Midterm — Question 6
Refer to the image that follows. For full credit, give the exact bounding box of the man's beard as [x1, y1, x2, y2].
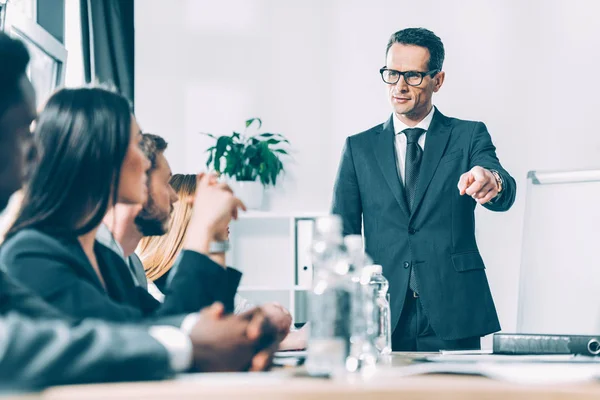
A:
[134, 197, 171, 237]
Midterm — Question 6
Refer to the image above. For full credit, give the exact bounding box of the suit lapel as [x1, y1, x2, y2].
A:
[373, 116, 410, 219]
[411, 109, 452, 217]
[95, 243, 138, 304]
[67, 238, 108, 291]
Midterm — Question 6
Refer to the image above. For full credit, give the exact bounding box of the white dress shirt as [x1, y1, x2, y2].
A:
[393, 106, 436, 184]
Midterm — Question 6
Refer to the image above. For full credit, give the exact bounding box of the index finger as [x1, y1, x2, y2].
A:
[231, 198, 247, 220]
[457, 172, 472, 195]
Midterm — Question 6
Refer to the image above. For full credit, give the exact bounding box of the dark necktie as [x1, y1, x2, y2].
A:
[403, 127, 425, 293]
[403, 128, 425, 211]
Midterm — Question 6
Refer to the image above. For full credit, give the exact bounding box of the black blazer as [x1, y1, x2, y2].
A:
[332, 109, 516, 340]
[0, 228, 242, 325]
[0, 269, 173, 388]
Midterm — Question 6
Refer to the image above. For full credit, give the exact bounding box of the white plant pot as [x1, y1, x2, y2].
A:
[229, 180, 264, 210]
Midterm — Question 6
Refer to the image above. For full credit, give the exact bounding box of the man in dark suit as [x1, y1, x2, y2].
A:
[332, 28, 516, 351]
[0, 32, 277, 389]
[99, 133, 293, 335]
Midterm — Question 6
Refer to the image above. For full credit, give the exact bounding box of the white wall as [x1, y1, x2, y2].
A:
[64, 0, 85, 87]
[136, 0, 600, 335]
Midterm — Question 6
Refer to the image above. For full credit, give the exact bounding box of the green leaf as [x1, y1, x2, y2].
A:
[214, 136, 232, 173]
[274, 149, 289, 155]
[245, 146, 258, 160]
[200, 132, 217, 139]
[245, 118, 262, 129]
[258, 131, 287, 137]
[216, 136, 230, 154]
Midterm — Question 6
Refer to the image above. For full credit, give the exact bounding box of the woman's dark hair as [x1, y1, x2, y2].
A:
[7, 87, 132, 237]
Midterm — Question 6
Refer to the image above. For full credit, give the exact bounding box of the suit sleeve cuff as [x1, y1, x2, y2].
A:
[149, 326, 193, 372]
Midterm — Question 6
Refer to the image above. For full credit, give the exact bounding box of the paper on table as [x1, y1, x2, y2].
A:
[381, 362, 600, 385]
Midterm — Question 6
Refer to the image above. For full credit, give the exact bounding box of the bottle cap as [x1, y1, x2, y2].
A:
[370, 264, 382, 274]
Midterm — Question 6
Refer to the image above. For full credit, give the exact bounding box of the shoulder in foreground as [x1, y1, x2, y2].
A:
[439, 111, 484, 130]
[1, 228, 74, 260]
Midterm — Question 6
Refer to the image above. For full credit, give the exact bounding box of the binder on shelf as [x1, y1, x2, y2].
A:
[493, 333, 600, 356]
[295, 219, 314, 288]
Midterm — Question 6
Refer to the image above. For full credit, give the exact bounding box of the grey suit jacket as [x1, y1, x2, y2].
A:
[332, 109, 516, 340]
[0, 270, 172, 390]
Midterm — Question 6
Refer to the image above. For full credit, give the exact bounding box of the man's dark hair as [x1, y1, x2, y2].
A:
[386, 28, 445, 72]
[0, 32, 30, 119]
[139, 133, 168, 172]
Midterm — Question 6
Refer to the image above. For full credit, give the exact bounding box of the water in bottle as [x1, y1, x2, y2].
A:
[368, 264, 392, 355]
[306, 215, 353, 377]
[344, 235, 378, 372]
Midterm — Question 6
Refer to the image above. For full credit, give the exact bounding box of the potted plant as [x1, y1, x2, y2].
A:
[202, 118, 290, 209]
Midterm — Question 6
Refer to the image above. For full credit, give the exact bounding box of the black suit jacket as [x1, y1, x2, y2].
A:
[332, 109, 516, 340]
[0, 228, 242, 325]
[0, 269, 173, 389]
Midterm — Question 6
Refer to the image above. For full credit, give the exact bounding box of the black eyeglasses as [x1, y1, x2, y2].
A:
[379, 67, 439, 86]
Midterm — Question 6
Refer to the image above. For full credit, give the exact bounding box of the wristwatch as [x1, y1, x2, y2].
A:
[209, 240, 230, 253]
[489, 169, 503, 193]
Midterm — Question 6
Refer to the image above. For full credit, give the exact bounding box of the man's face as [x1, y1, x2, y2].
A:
[0, 76, 36, 211]
[385, 43, 444, 122]
[134, 151, 178, 236]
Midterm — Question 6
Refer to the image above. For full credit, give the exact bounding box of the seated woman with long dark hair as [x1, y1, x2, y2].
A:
[0, 87, 246, 326]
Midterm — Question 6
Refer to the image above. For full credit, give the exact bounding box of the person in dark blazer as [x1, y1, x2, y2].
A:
[332, 28, 516, 351]
[0, 86, 248, 325]
[0, 32, 278, 389]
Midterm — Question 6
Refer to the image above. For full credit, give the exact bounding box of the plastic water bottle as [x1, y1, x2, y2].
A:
[367, 265, 392, 355]
[344, 235, 378, 372]
[306, 215, 353, 377]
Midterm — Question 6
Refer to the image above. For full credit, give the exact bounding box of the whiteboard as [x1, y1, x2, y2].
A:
[517, 170, 600, 334]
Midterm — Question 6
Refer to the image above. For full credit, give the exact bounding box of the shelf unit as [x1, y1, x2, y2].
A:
[226, 211, 327, 322]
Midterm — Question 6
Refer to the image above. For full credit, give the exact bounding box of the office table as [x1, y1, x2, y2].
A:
[34, 353, 600, 399]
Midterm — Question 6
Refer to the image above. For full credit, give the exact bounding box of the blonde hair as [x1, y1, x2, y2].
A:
[136, 174, 197, 281]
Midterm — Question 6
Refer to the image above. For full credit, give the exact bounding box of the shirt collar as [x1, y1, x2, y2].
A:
[96, 223, 126, 260]
[393, 105, 436, 135]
